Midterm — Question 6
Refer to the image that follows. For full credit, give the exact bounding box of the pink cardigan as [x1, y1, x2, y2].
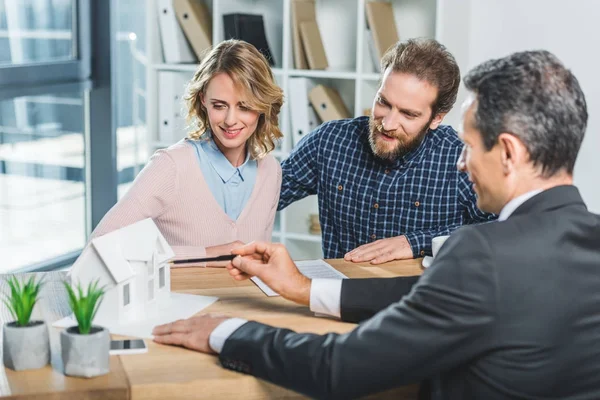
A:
[92, 140, 281, 262]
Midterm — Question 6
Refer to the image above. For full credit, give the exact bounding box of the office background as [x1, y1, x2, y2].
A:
[1, 0, 598, 274]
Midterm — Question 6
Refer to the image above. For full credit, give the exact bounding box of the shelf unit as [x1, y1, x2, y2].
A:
[145, 0, 450, 260]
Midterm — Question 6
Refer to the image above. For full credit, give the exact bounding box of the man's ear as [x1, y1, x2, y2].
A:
[497, 133, 526, 174]
[429, 112, 447, 130]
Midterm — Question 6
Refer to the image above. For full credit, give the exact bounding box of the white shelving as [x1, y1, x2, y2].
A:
[284, 232, 322, 243]
[145, 0, 444, 260]
[152, 63, 197, 72]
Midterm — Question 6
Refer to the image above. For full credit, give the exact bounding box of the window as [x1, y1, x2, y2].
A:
[115, 0, 147, 199]
[147, 279, 154, 300]
[123, 283, 130, 306]
[0, 0, 76, 66]
[0, 0, 89, 89]
[1, 1, 148, 273]
[0, 0, 120, 273]
[0, 90, 85, 271]
[159, 266, 165, 288]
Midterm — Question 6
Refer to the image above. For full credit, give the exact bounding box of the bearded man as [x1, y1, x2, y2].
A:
[279, 38, 496, 262]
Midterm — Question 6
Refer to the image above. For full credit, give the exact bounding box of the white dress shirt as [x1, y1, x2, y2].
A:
[209, 280, 343, 353]
[497, 190, 543, 221]
[209, 189, 545, 353]
[209, 318, 248, 353]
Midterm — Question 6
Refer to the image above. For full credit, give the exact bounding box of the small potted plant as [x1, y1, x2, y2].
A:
[2, 275, 49, 370]
[61, 280, 110, 378]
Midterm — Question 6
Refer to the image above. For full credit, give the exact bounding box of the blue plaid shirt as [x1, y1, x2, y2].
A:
[278, 116, 496, 258]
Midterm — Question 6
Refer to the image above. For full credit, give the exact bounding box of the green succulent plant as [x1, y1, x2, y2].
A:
[2, 275, 44, 327]
[64, 280, 106, 335]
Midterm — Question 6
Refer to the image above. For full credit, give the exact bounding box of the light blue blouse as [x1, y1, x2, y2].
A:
[189, 137, 257, 221]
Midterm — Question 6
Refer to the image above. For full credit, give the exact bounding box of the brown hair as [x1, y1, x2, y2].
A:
[380, 38, 460, 115]
[185, 39, 284, 159]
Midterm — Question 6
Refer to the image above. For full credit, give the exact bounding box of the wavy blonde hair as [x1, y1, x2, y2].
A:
[185, 39, 284, 159]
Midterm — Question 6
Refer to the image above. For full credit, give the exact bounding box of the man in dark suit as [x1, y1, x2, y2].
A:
[153, 50, 600, 399]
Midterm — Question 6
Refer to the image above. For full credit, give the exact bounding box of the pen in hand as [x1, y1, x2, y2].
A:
[169, 254, 236, 265]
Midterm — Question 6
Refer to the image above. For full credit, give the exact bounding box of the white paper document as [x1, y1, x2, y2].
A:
[251, 259, 347, 297]
[52, 293, 217, 339]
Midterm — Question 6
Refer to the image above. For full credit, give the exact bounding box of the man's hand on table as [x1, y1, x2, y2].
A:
[227, 241, 311, 306]
[153, 242, 312, 352]
[344, 235, 413, 264]
[152, 314, 230, 354]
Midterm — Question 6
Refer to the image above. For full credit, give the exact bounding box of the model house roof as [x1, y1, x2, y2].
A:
[84, 218, 175, 284]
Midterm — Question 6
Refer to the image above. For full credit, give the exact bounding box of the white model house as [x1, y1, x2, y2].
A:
[69, 218, 175, 325]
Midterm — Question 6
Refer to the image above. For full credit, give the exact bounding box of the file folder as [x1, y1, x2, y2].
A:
[156, 0, 196, 63]
[223, 13, 275, 66]
[299, 20, 328, 70]
[291, 0, 316, 69]
[289, 77, 320, 146]
[308, 85, 351, 122]
[365, 1, 399, 60]
[158, 71, 190, 144]
[173, 0, 212, 60]
[365, 27, 381, 72]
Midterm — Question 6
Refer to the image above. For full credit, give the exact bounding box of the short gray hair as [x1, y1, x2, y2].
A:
[463, 50, 587, 177]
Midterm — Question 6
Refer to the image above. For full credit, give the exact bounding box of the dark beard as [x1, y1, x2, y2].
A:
[368, 116, 431, 162]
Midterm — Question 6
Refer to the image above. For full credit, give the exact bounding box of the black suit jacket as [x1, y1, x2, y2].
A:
[220, 186, 600, 399]
[340, 273, 420, 323]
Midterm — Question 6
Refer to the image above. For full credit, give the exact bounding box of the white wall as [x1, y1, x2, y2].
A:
[439, 0, 600, 212]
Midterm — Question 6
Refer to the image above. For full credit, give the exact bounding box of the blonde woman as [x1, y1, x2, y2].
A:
[92, 40, 283, 266]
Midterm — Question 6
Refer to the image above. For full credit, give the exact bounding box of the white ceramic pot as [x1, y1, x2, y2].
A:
[60, 325, 110, 378]
[3, 320, 50, 370]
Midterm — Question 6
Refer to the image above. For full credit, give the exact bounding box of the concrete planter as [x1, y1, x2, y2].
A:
[3, 320, 50, 370]
[60, 326, 110, 378]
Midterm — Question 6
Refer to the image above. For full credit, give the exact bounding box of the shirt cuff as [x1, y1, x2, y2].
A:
[404, 232, 427, 258]
[209, 318, 248, 353]
[309, 279, 342, 318]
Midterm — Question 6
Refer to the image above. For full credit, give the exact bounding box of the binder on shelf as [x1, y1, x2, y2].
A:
[158, 71, 190, 144]
[291, 0, 316, 69]
[299, 20, 328, 70]
[365, 27, 381, 72]
[173, 0, 212, 60]
[365, 1, 399, 60]
[289, 77, 320, 147]
[223, 13, 275, 66]
[308, 85, 351, 122]
[156, 0, 196, 63]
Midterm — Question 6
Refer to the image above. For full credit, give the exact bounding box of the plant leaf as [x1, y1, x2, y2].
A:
[63, 279, 106, 335]
[3, 275, 43, 326]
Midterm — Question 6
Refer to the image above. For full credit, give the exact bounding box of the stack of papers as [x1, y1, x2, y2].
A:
[251, 259, 347, 297]
[53, 293, 217, 339]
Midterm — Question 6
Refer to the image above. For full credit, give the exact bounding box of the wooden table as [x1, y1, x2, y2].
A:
[0, 259, 423, 399]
